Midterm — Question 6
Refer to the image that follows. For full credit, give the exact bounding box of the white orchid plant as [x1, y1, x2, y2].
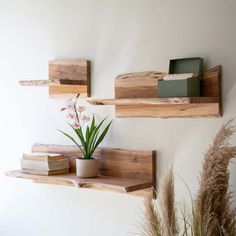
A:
[59, 94, 112, 159]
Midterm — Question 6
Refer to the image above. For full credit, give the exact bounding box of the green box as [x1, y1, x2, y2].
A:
[169, 57, 203, 78]
[158, 78, 200, 97]
[158, 57, 203, 97]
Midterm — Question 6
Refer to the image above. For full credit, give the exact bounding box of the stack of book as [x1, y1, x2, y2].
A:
[20, 153, 70, 175]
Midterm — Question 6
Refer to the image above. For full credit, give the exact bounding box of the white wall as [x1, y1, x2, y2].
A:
[0, 0, 236, 235]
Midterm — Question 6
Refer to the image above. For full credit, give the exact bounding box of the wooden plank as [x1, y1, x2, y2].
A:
[49, 85, 88, 98]
[115, 71, 165, 98]
[49, 59, 91, 98]
[95, 148, 155, 182]
[128, 187, 154, 198]
[19, 79, 86, 87]
[19, 79, 60, 86]
[49, 59, 89, 82]
[87, 97, 218, 105]
[202, 66, 221, 96]
[202, 65, 222, 116]
[115, 103, 220, 118]
[5, 170, 153, 194]
[31, 144, 156, 184]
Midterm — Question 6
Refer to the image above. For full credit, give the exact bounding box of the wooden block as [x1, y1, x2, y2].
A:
[49, 59, 89, 82]
[115, 71, 165, 98]
[49, 59, 91, 98]
[49, 85, 88, 98]
[115, 103, 220, 118]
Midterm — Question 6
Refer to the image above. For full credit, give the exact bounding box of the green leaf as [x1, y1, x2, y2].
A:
[86, 126, 100, 158]
[58, 130, 85, 156]
[78, 127, 87, 147]
[92, 120, 112, 154]
[86, 126, 90, 143]
[90, 131, 100, 156]
[86, 117, 108, 157]
[60, 117, 112, 159]
[90, 115, 95, 134]
[68, 123, 86, 150]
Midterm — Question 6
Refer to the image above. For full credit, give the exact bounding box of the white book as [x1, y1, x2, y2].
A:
[21, 168, 69, 176]
[163, 73, 195, 81]
[22, 152, 64, 161]
[20, 158, 69, 171]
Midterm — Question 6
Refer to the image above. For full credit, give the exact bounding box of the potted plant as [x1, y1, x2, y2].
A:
[60, 94, 112, 178]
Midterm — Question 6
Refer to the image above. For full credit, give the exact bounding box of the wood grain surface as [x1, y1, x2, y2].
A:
[31, 143, 156, 184]
[87, 97, 218, 106]
[5, 170, 153, 194]
[19, 79, 85, 86]
[114, 66, 222, 118]
[5, 143, 156, 197]
[48, 59, 91, 98]
[115, 71, 165, 98]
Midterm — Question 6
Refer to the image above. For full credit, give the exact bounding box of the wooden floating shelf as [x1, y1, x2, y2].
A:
[87, 66, 222, 118]
[19, 79, 86, 87]
[87, 97, 218, 105]
[5, 170, 153, 195]
[19, 59, 91, 98]
[5, 144, 156, 198]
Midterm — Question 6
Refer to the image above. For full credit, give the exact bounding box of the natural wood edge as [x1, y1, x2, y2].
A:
[203, 65, 221, 74]
[19, 79, 86, 87]
[49, 59, 90, 65]
[32, 179, 76, 187]
[115, 103, 221, 118]
[5, 170, 154, 197]
[49, 92, 88, 99]
[87, 97, 219, 106]
[116, 114, 221, 119]
[116, 71, 166, 80]
[87, 60, 91, 97]
[19, 80, 58, 86]
[33, 179, 154, 197]
[4, 170, 77, 186]
[128, 187, 155, 198]
[125, 182, 153, 193]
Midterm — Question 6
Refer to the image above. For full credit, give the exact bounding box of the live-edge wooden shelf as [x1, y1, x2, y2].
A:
[5, 144, 156, 198]
[5, 170, 153, 196]
[88, 97, 218, 105]
[87, 66, 222, 118]
[19, 59, 91, 98]
[19, 79, 86, 86]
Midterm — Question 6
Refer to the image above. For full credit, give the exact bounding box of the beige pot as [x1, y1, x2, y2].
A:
[76, 158, 98, 178]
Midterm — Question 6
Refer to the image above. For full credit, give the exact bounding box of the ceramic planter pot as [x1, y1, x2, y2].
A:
[76, 158, 98, 178]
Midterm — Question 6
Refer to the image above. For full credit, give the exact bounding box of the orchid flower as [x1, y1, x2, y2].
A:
[59, 93, 112, 159]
